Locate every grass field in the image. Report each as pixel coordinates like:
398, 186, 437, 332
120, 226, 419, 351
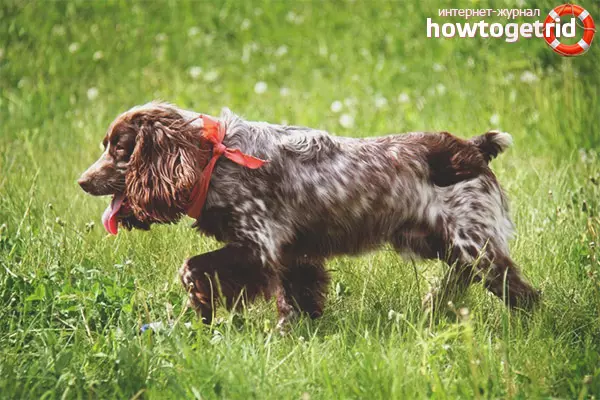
1, 0, 600, 398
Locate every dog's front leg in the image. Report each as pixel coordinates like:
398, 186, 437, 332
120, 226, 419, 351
179, 244, 275, 324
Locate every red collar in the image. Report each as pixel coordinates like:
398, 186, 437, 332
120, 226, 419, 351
186, 115, 267, 219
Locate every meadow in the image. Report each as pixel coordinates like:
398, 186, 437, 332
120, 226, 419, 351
1, 0, 600, 398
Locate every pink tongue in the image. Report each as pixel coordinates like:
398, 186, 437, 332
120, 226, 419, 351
102, 194, 125, 235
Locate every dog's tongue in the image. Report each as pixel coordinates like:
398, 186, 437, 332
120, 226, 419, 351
102, 194, 125, 235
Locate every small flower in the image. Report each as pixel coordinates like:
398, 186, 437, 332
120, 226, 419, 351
93, 51, 103, 61
17, 78, 29, 89
489, 113, 500, 126
52, 25, 66, 36
188, 27, 200, 37
254, 81, 268, 94
436, 84, 446, 95
343, 97, 357, 107
155, 33, 167, 42
520, 71, 538, 83
330, 100, 343, 113
68, 42, 80, 53
188, 66, 203, 79
503, 73, 515, 83
241, 19, 252, 31
203, 70, 219, 82
279, 87, 290, 97
397, 92, 410, 104
433, 63, 444, 72
374, 94, 388, 109
339, 114, 355, 129
275, 45, 288, 57
285, 11, 304, 24
388, 309, 396, 320
528, 112, 540, 123
87, 87, 99, 101
318, 44, 328, 57
466, 57, 475, 68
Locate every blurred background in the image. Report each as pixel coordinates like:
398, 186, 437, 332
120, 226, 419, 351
1, 1, 600, 398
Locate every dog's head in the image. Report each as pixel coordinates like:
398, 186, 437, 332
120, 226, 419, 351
78, 102, 211, 234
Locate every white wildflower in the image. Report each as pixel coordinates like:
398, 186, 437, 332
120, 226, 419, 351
286, 11, 304, 24
397, 92, 410, 104
330, 100, 343, 113
374, 94, 388, 109
318, 44, 328, 57
87, 87, 99, 101
528, 112, 540, 123
189, 66, 203, 79
490, 113, 500, 126
279, 87, 290, 97
343, 97, 357, 107
436, 84, 446, 95
52, 25, 66, 36
275, 45, 288, 57
503, 73, 515, 83
339, 114, 355, 129
467, 57, 475, 68
68, 42, 80, 53
520, 71, 538, 83
254, 81, 268, 94
93, 51, 103, 61
433, 63, 444, 72
188, 27, 200, 37
155, 33, 167, 42
241, 19, 251, 31
204, 70, 219, 82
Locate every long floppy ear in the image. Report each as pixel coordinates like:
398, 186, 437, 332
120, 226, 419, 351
126, 114, 209, 223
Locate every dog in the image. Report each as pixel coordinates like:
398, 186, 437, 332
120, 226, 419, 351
78, 102, 539, 327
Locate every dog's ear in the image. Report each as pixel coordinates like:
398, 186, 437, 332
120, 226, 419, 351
126, 114, 208, 223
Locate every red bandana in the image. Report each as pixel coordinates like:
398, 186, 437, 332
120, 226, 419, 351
186, 115, 267, 219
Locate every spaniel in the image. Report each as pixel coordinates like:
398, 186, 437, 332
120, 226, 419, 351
78, 102, 539, 327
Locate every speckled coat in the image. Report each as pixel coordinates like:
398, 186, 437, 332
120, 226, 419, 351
79, 103, 540, 326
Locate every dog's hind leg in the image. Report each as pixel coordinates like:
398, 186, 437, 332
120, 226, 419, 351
179, 245, 276, 324
421, 241, 482, 312
478, 254, 540, 309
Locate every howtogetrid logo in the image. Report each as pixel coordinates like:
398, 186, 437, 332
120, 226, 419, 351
427, 3, 596, 57
544, 4, 595, 56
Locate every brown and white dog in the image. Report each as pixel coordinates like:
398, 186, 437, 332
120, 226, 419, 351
78, 102, 539, 327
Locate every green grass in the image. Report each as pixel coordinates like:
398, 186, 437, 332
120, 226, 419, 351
1, 0, 600, 398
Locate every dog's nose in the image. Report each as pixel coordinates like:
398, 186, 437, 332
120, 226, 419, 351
78, 177, 93, 193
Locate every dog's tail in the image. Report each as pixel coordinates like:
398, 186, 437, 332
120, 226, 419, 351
470, 130, 512, 163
